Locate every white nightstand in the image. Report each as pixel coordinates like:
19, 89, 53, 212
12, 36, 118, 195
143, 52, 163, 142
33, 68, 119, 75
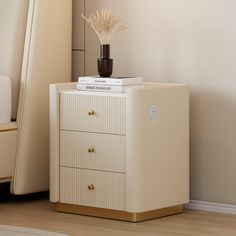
50, 82, 189, 222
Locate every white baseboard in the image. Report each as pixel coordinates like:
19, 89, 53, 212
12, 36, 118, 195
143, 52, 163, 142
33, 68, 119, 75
185, 200, 236, 215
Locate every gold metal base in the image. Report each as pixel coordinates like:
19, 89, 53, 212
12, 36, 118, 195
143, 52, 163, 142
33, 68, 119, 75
55, 203, 184, 222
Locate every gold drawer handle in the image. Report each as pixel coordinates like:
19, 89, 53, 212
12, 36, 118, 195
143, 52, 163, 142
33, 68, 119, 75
88, 110, 95, 116
88, 184, 95, 191
88, 147, 95, 153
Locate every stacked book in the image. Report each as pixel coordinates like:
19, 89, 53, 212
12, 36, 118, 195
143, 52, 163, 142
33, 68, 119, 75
76, 76, 143, 93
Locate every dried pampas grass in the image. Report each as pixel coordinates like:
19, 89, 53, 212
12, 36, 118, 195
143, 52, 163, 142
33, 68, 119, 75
82, 8, 126, 44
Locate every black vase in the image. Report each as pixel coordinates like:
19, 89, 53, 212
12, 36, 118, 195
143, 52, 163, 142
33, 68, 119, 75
97, 44, 113, 77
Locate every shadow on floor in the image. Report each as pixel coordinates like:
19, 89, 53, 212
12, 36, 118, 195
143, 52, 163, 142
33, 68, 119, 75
0, 182, 49, 203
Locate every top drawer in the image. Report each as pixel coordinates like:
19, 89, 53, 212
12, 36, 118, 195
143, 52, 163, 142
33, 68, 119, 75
60, 92, 126, 135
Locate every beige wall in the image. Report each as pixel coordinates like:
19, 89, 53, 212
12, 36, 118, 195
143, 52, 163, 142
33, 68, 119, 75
73, 0, 236, 204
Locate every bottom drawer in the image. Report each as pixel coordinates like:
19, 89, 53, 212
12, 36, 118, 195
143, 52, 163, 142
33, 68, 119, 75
60, 167, 125, 211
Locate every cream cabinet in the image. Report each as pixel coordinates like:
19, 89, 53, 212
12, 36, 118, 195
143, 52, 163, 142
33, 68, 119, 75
50, 82, 189, 222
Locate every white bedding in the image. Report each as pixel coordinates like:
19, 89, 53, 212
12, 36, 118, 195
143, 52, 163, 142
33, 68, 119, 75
0, 75, 11, 123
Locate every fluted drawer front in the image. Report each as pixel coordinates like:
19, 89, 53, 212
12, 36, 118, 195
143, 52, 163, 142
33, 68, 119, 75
60, 130, 126, 173
60, 167, 125, 211
60, 92, 126, 134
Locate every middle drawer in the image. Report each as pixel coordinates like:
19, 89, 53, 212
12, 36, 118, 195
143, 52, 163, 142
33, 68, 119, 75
60, 130, 126, 173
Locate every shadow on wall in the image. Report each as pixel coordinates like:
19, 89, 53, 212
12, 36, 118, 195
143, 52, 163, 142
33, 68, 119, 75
190, 88, 236, 204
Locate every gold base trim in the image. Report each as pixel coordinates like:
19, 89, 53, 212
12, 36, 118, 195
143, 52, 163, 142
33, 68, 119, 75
56, 203, 184, 222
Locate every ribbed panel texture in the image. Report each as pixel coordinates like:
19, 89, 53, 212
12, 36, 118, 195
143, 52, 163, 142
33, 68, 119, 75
60, 131, 126, 173
60, 167, 125, 211
60, 92, 126, 135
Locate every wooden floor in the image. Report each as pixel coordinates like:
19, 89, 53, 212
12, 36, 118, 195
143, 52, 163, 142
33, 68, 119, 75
1, 192, 236, 235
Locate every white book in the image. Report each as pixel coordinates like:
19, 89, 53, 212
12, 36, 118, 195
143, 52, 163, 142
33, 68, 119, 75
76, 83, 144, 93
78, 76, 143, 86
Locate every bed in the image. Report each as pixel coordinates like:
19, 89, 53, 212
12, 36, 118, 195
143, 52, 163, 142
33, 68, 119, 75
0, 0, 72, 194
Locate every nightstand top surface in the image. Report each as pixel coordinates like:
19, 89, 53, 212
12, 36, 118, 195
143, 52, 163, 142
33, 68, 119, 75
59, 82, 187, 97
60, 90, 127, 97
